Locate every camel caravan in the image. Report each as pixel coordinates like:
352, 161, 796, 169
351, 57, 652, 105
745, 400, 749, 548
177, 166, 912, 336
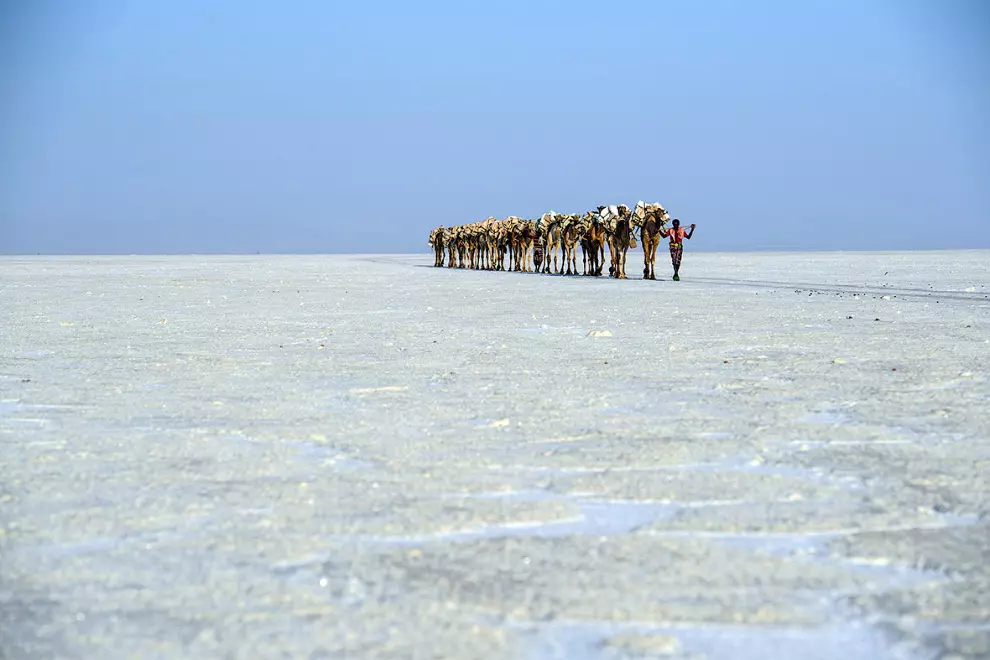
428, 202, 672, 280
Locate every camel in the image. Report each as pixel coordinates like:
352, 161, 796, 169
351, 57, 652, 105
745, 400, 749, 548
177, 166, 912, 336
471, 223, 488, 270
518, 219, 539, 273
503, 217, 518, 271
601, 204, 634, 279
632, 201, 671, 280
463, 225, 477, 269
481, 216, 498, 270
429, 226, 446, 267
445, 226, 458, 268
491, 219, 507, 271
538, 211, 565, 274
582, 211, 606, 276
504, 217, 533, 272
535, 213, 550, 274
427, 201, 659, 279
559, 214, 583, 275
457, 225, 468, 268
578, 216, 594, 275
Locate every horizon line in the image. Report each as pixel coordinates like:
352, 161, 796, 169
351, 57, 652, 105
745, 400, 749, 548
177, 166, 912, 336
3, 247, 989, 257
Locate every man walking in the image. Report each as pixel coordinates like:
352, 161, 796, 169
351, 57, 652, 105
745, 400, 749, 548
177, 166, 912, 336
659, 219, 695, 280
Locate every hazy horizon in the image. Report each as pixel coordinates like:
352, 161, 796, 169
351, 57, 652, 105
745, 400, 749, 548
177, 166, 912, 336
2, 1, 988, 255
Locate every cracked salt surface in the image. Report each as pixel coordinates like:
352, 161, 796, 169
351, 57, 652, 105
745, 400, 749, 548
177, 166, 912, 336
2, 252, 989, 659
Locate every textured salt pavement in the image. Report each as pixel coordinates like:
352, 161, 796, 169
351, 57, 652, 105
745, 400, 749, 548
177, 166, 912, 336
1, 251, 988, 659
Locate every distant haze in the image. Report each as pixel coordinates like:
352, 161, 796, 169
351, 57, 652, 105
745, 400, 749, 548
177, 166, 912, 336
1, 0, 988, 254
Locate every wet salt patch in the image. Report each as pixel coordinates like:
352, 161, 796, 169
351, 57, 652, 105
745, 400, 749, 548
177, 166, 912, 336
529, 435, 596, 447
465, 490, 754, 510
696, 431, 734, 440
791, 439, 916, 448
18, 350, 53, 358
285, 440, 377, 470
338, 492, 792, 547
519, 326, 586, 335
914, 380, 964, 391
13, 403, 90, 411
648, 516, 978, 552
800, 411, 856, 425
914, 620, 990, 634
237, 506, 274, 516
645, 515, 979, 592
38, 524, 209, 558
2, 417, 47, 425
0, 400, 22, 415
487, 460, 866, 493
41, 537, 121, 557
337, 498, 680, 546
224, 433, 374, 468
489, 460, 840, 483
512, 618, 894, 660
489, 465, 650, 475
0, 400, 58, 425
658, 459, 866, 490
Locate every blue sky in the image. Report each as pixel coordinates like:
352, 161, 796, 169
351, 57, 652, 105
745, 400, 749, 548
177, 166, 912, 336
1, 0, 987, 253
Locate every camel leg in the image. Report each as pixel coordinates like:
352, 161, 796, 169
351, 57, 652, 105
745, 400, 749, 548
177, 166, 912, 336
642, 237, 653, 280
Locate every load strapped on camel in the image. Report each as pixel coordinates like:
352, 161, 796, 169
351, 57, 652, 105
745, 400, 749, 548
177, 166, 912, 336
631, 201, 671, 280
429, 199, 683, 280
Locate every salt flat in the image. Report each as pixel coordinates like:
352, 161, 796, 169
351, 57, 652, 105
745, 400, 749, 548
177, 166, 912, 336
1, 251, 988, 660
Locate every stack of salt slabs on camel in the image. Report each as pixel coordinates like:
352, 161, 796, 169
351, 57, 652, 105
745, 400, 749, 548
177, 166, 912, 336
632, 201, 668, 227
